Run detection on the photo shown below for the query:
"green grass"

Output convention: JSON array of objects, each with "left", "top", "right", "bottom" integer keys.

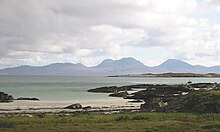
[{"left": 0, "top": 112, "right": 220, "bottom": 131}]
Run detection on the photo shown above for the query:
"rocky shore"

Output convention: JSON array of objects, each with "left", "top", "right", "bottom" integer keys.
[
  {"left": 88, "top": 82, "right": 220, "bottom": 113},
  {"left": 1, "top": 82, "right": 220, "bottom": 114},
  {"left": 0, "top": 92, "right": 13, "bottom": 102},
  {"left": 0, "top": 92, "right": 40, "bottom": 102}
]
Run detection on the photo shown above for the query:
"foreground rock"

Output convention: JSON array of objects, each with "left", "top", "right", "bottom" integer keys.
[
  {"left": 16, "top": 97, "right": 39, "bottom": 101},
  {"left": 139, "top": 83, "right": 220, "bottom": 113},
  {"left": 64, "top": 103, "right": 82, "bottom": 109},
  {"left": 160, "top": 90, "right": 220, "bottom": 113},
  {"left": 0, "top": 92, "right": 14, "bottom": 102}
]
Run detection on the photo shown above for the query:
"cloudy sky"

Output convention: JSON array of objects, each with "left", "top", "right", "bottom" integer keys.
[{"left": 0, "top": 0, "right": 220, "bottom": 68}]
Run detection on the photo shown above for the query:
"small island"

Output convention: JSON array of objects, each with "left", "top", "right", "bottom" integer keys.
[{"left": 110, "top": 73, "right": 220, "bottom": 78}]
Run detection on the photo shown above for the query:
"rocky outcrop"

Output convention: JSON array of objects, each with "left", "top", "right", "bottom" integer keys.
[
  {"left": 16, "top": 97, "right": 39, "bottom": 101},
  {"left": 83, "top": 106, "right": 92, "bottom": 110},
  {"left": 64, "top": 103, "right": 82, "bottom": 109},
  {"left": 145, "top": 91, "right": 220, "bottom": 113},
  {"left": 128, "top": 99, "right": 143, "bottom": 103},
  {"left": 88, "top": 83, "right": 220, "bottom": 113},
  {"left": 0, "top": 92, "right": 13, "bottom": 102},
  {"left": 125, "top": 85, "right": 189, "bottom": 100},
  {"left": 88, "top": 86, "right": 132, "bottom": 93},
  {"left": 109, "top": 91, "right": 129, "bottom": 97},
  {"left": 88, "top": 84, "right": 191, "bottom": 97}
]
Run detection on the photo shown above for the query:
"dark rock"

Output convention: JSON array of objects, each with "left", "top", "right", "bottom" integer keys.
[
  {"left": 140, "top": 97, "right": 166, "bottom": 112},
  {"left": 64, "top": 103, "right": 82, "bottom": 109},
  {"left": 0, "top": 92, "right": 14, "bottom": 102},
  {"left": 128, "top": 99, "right": 143, "bottom": 103},
  {"left": 16, "top": 97, "right": 39, "bottom": 101},
  {"left": 87, "top": 86, "right": 118, "bottom": 93},
  {"left": 83, "top": 106, "right": 92, "bottom": 110},
  {"left": 161, "top": 91, "right": 220, "bottom": 113},
  {"left": 15, "top": 108, "right": 21, "bottom": 110},
  {"left": 215, "top": 104, "right": 220, "bottom": 112},
  {"left": 126, "top": 84, "right": 189, "bottom": 100},
  {"left": 191, "top": 83, "right": 214, "bottom": 89},
  {"left": 138, "top": 83, "right": 220, "bottom": 113},
  {"left": 193, "top": 104, "right": 206, "bottom": 112},
  {"left": 88, "top": 86, "right": 132, "bottom": 93},
  {"left": 88, "top": 83, "right": 220, "bottom": 113},
  {"left": 109, "top": 91, "right": 129, "bottom": 97}
]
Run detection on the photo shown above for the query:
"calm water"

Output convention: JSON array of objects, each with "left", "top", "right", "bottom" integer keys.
[{"left": 1, "top": 76, "right": 220, "bottom": 101}]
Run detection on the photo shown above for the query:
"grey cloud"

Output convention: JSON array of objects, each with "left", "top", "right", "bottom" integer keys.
[
  {"left": 0, "top": 0, "right": 220, "bottom": 68},
  {"left": 202, "top": 0, "right": 220, "bottom": 11}
]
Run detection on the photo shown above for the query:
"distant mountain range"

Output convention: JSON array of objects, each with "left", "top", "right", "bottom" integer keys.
[{"left": 0, "top": 57, "right": 220, "bottom": 76}]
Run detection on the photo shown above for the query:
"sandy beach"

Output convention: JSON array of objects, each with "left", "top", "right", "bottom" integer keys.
[{"left": 0, "top": 98, "right": 142, "bottom": 114}]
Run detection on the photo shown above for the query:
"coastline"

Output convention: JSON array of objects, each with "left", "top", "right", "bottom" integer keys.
[
  {"left": 0, "top": 98, "right": 142, "bottom": 114},
  {"left": 2, "top": 81, "right": 220, "bottom": 114}
]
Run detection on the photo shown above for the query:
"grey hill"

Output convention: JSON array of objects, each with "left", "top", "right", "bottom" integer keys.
[{"left": 0, "top": 57, "right": 220, "bottom": 76}]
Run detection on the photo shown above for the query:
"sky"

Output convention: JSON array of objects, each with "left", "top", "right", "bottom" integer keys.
[{"left": 0, "top": 0, "right": 220, "bottom": 68}]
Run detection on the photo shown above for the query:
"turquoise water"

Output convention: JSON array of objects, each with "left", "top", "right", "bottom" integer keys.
[{"left": 1, "top": 76, "right": 220, "bottom": 101}]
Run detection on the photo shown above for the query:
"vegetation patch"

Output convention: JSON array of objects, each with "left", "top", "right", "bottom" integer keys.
[
  {"left": 202, "top": 123, "right": 220, "bottom": 129},
  {"left": 0, "top": 122, "right": 15, "bottom": 128},
  {"left": 0, "top": 112, "right": 220, "bottom": 131}
]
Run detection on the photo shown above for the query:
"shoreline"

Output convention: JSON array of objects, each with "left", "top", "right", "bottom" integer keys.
[
  {"left": 2, "top": 82, "right": 220, "bottom": 114},
  {"left": 0, "top": 98, "right": 142, "bottom": 114}
]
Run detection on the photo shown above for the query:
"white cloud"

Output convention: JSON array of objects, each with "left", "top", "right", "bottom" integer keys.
[
  {"left": 202, "top": 0, "right": 220, "bottom": 11},
  {"left": 0, "top": 0, "right": 220, "bottom": 68}
]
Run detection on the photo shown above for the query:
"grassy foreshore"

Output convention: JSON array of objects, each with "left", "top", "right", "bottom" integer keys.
[{"left": 1, "top": 112, "right": 220, "bottom": 131}]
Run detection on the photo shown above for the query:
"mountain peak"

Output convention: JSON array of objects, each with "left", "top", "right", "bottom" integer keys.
[
  {"left": 44, "top": 62, "right": 86, "bottom": 68},
  {"left": 117, "top": 57, "right": 138, "bottom": 62},
  {"left": 96, "top": 57, "right": 146, "bottom": 68},
  {"left": 165, "top": 59, "right": 185, "bottom": 63},
  {"left": 96, "top": 59, "right": 114, "bottom": 67},
  {"left": 158, "top": 59, "right": 193, "bottom": 70},
  {"left": 116, "top": 57, "right": 144, "bottom": 65}
]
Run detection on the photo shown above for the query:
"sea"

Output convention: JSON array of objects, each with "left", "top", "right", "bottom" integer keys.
[{"left": 1, "top": 76, "right": 220, "bottom": 101}]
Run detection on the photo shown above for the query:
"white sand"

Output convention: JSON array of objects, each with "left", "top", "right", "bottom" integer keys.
[{"left": 0, "top": 98, "right": 143, "bottom": 113}]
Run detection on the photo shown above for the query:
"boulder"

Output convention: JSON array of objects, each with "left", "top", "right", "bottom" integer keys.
[
  {"left": 64, "top": 103, "right": 82, "bottom": 109},
  {"left": 0, "top": 92, "right": 14, "bottom": 102},
  {"left": 83, "top": 106, "right": 92, "bottom": 110}
]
